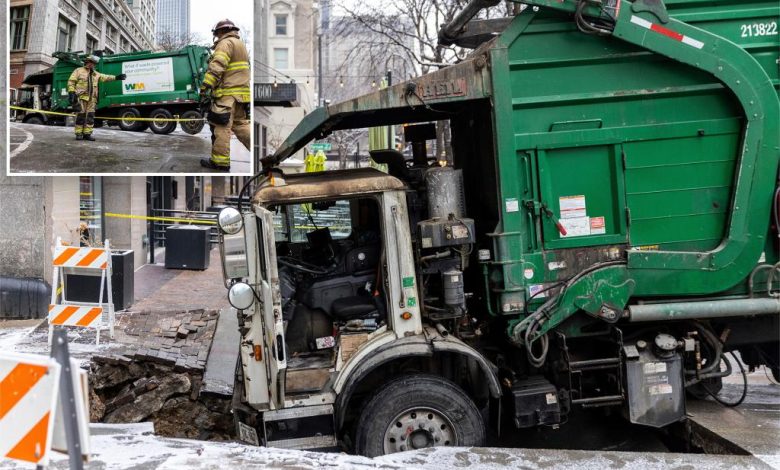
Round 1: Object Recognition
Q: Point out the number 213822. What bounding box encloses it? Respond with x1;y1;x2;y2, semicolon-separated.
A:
741;21;778;38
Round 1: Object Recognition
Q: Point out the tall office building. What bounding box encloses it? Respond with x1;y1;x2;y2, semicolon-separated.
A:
156;0;190;42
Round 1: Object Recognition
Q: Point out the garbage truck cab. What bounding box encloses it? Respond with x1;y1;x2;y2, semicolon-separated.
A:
217;0;780;457
219;168;499;454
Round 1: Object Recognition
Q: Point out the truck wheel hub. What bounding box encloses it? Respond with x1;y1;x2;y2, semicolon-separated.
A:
383;408;456;453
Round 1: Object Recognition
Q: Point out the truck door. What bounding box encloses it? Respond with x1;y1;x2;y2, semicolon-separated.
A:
242;207;286;409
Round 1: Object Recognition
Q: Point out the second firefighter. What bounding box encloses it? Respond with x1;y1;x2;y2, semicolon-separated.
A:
200;19;251;171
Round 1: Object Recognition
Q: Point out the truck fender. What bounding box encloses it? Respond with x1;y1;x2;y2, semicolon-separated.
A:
334;329;501;429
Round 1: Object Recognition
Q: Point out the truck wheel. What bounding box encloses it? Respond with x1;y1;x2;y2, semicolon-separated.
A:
353;374;485;457
149;108;177;135
180;110;205;135
24;116;44;125
117;108;148;132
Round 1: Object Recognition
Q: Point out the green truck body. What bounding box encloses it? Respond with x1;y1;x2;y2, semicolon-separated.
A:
269;0;780;333
21;45;210;134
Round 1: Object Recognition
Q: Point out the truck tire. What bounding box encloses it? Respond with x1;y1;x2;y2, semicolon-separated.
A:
117;108;148;132
180;110;205;135
353;374;485;457
23;116;44;125
149;108;177;135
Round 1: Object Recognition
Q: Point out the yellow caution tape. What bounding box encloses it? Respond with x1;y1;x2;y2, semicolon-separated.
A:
104;212;217;225
10;105;205;122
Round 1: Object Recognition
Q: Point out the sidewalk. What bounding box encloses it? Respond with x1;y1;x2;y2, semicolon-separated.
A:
3;248;229;364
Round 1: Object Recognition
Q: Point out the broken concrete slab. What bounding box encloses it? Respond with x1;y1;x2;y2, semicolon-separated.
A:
201;308;239;397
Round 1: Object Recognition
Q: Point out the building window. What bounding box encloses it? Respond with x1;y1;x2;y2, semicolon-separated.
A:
275;14;288;36
10;6;30;51
57;16;76;52
273;48;289;70
87;6;101;25
79;177;104;247
86;36;98;53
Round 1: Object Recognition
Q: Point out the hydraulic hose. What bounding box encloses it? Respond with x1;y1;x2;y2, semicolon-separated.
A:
701;352;748;407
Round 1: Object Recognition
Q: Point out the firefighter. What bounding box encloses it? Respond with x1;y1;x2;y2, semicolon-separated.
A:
67;55;126;141
199;19;251;171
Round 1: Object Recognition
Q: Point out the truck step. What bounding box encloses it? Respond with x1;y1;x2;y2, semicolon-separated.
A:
263;404;337;451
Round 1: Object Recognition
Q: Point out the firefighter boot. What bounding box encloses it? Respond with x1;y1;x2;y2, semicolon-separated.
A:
83;134;96;141
75;135;83;141
200;159;229;172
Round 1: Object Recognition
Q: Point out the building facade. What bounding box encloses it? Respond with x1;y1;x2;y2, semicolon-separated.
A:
9;0;155;89
155;0;190;44
125;0;157;45
254;0;317;165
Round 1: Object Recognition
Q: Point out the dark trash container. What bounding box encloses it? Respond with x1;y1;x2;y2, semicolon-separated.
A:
65;250;135;311
165;225;211;270
0;277;51;319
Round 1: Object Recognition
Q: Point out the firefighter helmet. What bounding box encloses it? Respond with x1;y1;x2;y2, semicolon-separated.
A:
212;19;239;33
84;55;100;64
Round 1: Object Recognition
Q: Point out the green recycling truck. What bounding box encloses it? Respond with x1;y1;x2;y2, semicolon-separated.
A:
16;45;210;135
216;0;779;456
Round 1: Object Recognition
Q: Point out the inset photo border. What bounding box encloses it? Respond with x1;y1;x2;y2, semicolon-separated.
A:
7;0;254;176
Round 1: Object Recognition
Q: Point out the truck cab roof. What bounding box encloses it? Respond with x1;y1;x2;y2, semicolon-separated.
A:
253;168;406;206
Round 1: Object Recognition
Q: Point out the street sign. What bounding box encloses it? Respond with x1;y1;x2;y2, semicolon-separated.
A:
310;142;332;152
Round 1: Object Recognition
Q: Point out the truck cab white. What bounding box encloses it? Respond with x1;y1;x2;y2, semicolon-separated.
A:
217;168;499;456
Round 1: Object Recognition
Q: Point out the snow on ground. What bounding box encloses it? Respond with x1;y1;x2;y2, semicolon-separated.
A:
1;319;123;366
0;422;771;470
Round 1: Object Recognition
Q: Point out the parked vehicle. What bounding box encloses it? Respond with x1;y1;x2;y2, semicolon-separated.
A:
15;46;210;135
218;0;780;456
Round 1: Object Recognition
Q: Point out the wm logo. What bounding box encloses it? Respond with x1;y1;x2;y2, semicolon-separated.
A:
125;82;145;91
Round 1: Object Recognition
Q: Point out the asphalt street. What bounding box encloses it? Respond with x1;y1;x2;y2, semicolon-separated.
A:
8;122;251;174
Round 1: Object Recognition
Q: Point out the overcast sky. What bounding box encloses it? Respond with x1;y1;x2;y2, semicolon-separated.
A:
190;0;253;48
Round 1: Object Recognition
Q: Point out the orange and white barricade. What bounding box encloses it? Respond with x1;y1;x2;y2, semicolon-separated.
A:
49;238;115;344
0;352;61;466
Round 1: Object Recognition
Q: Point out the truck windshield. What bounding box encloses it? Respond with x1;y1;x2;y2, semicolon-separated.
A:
273;200;353;243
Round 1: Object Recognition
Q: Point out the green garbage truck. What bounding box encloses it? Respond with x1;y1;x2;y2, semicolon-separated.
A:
215;0;779;456
15;45;210;135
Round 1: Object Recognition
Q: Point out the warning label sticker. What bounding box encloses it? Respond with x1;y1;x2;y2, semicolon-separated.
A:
560;217;590;237
452;225;469;239
505;198;520;213
590;216;606;235
559;195;586;219
643;362;668;374
649;384;673;395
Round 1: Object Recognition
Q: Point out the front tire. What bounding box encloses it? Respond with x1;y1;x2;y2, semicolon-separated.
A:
24;116;44;125
354;374;485;457
117;107;148;132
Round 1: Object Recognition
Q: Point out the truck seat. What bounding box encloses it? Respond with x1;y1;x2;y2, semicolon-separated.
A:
331;296;380;320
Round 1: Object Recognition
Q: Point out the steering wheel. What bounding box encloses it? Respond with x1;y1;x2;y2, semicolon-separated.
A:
278;256;334;275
